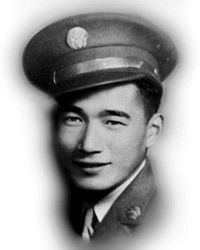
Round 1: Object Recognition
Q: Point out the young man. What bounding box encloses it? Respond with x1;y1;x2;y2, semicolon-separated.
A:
23;12;178;242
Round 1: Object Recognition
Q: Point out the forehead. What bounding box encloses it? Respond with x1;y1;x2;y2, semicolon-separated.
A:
70;83;139;106
62;83;143;113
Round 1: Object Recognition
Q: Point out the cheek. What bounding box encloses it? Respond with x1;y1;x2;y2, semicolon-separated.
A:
108;127;147;158
56;127;82;152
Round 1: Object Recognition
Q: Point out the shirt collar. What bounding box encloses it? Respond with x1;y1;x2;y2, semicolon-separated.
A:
94;159;146;223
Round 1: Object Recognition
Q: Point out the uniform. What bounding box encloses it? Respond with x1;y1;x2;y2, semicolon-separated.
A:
22;12;178;243
67;158;156;242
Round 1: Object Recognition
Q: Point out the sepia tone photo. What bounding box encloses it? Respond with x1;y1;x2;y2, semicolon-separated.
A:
1;0;200;249
23;11;177;245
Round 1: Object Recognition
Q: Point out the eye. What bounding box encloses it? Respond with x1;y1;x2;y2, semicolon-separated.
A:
104;120;126;127
61;114;83;126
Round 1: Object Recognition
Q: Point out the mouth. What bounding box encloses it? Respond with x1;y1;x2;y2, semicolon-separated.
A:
72;160;111;174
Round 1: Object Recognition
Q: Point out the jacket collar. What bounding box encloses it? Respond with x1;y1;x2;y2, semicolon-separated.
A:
91;159;156;241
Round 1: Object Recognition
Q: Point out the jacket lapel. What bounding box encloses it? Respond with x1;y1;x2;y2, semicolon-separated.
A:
91;160;156;241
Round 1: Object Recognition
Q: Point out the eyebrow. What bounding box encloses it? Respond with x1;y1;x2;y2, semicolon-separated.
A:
100;110;131;119
60;105;85;115
59;106;131;120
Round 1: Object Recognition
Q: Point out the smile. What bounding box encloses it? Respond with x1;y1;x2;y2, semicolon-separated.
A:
72;160;111;174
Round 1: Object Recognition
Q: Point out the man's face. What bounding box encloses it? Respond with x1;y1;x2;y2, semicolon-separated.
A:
56;83;151;191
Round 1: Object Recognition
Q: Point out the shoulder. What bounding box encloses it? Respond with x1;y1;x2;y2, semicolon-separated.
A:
92;160;159;242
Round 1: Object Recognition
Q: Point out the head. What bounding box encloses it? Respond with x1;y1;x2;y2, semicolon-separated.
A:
54;80;163;193
22;12;177;196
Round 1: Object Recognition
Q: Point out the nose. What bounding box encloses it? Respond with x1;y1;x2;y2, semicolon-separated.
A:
78;122;103;153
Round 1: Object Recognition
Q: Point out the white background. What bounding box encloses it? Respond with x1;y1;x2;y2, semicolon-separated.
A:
0;0;200;249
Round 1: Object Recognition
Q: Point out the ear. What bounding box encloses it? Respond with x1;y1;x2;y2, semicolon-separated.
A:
146;113;164;148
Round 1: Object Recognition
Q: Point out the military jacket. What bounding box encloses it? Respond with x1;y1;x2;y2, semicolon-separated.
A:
67;159;156;243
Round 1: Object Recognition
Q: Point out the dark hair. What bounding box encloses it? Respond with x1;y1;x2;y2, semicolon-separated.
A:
133;79;163;121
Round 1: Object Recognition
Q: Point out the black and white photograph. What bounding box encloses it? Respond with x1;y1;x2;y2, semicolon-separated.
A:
0;0;200;249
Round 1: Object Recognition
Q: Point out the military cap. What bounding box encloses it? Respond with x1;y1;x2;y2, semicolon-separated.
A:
23;12;177;97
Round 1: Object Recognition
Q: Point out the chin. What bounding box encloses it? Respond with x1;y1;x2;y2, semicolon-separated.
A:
73;177;106;190
71;176;120;193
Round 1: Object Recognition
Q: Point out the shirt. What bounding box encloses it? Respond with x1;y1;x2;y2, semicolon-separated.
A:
94;159;146;223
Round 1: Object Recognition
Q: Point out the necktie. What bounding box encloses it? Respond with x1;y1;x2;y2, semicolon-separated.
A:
82;207;97;240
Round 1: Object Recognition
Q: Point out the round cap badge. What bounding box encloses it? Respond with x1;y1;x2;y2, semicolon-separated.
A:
67;27;89;50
